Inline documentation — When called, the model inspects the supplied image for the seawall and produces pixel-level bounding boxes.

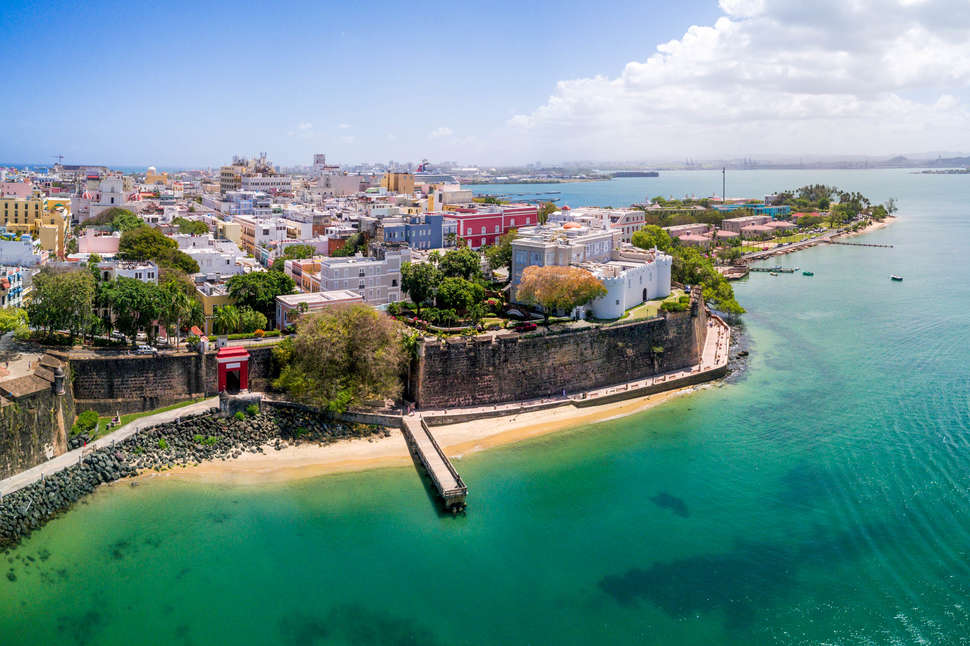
[0,355,75,480]
[411,289,709,409]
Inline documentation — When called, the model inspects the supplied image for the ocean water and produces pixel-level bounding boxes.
[2,170,970,645]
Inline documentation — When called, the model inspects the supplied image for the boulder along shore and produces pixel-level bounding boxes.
[0,407,386,551]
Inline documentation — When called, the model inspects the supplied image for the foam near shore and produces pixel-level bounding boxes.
[148,385,708,486]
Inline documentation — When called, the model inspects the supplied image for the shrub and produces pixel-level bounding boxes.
[234,411,246,421]
[661,300,689,313]
[245,404,259,417]
[193,434,204,443]
[484,297,503,312]
[157,438,169,449]
[73,410,99,435]
[253,329,265,338]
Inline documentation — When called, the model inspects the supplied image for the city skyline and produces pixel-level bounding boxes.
[2,0,969,167]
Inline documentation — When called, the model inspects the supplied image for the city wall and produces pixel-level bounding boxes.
[410,291,709,409]
[55,345,275,416]
[0,355,75,480]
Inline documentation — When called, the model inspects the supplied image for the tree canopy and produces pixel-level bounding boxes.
[438,247,482,280]
[482,228,517,272]
[119,226,200,273]
[172,217,209,235]
[631,225,673,252]
[28,268,96,339]
[226,271,295,325]
[435,277,484,313]
[400,261,440,314]
[273,305,406,413]
[516,266,607,324]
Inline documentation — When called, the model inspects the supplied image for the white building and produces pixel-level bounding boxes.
[240,174,293,194]
[0,233,44,266]
[582,249,672,319]
[315,249,409,306]
[510,222,618,293]
[173,234,248,277]
[97,260,158,284]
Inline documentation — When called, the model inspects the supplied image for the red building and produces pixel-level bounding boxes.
[445,204,538,249]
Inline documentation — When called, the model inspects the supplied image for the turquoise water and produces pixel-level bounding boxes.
[3,170,970,644]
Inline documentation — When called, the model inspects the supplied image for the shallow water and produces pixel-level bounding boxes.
[2,169,969,644]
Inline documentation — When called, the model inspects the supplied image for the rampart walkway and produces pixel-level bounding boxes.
[0,397,218,499]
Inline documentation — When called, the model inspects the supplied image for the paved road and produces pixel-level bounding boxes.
[0,397,219,499]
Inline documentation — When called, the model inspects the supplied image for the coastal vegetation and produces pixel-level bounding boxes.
[273,304,406,413]
[632,225,744,315]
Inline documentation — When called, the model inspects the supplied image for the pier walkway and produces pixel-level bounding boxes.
[400,416,467,512]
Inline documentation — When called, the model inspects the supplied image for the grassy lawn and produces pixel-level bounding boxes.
[592,289,685,324]
[92,397,209,439]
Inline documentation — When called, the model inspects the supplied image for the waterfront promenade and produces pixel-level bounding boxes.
[0,397,218,499]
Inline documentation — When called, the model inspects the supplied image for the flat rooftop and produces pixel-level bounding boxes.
[277,290,363,306]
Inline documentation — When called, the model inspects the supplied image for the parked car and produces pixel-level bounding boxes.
[514,322,537,332]
[135,344,158,355]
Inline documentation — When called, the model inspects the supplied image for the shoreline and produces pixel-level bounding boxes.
[142,384,709,487]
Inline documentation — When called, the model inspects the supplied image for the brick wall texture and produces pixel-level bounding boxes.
[412,297,708,409]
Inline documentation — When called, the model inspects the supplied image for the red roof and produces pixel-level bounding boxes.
[216,346,250,360]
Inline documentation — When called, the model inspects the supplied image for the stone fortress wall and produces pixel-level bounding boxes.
[409,289,709,409]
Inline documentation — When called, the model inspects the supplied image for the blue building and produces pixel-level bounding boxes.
[713,203,791,218]
[382,214,457,250]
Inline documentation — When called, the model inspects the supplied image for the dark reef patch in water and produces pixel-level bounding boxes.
[649,492,689,517]
[279,604,442,646]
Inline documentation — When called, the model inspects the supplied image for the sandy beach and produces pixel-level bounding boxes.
[840,215,895,237]
[147,384,709,486]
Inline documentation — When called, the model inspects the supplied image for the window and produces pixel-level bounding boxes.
[391,279,398,287]
[510,219,515,226]
[480,226,485,234]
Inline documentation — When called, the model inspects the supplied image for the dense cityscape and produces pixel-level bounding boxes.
[3,0,970,643]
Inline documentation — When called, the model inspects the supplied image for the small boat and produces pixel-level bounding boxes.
[890,275,903,281]
[769,272,778,276]
[802,271,814,276]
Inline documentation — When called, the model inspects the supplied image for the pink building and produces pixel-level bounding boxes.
[1,182,32,198]
[446,204,538,249]
[78,230,121,254]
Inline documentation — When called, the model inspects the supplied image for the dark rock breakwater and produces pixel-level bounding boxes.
[0,406,388,550]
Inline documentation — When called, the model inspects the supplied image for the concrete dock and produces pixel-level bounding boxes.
[400,416,468,512]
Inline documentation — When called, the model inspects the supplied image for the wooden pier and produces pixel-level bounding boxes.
[824,241,894,248]
[750,266,797,273]
[401,416,468,512]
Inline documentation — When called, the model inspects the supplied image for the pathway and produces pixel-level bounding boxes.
[0,397,218,499]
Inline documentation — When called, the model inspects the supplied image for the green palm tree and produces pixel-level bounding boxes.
[213,305,241,336]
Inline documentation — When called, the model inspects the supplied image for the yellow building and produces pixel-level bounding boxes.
[213,219,242,246]
[0,196,71,257]
[195,284,232,336]
[145,166,169,186]
[220,165,246,194]
[381,172,414,194]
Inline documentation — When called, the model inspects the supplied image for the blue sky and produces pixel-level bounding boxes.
[2,0,969,167]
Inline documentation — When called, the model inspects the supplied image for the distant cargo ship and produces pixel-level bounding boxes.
[611,171,659,178]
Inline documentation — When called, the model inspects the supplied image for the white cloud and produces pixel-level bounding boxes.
[507,0,970,158]
[338,123,351,129]
[430,126,453,139]
[298,122,313,131]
